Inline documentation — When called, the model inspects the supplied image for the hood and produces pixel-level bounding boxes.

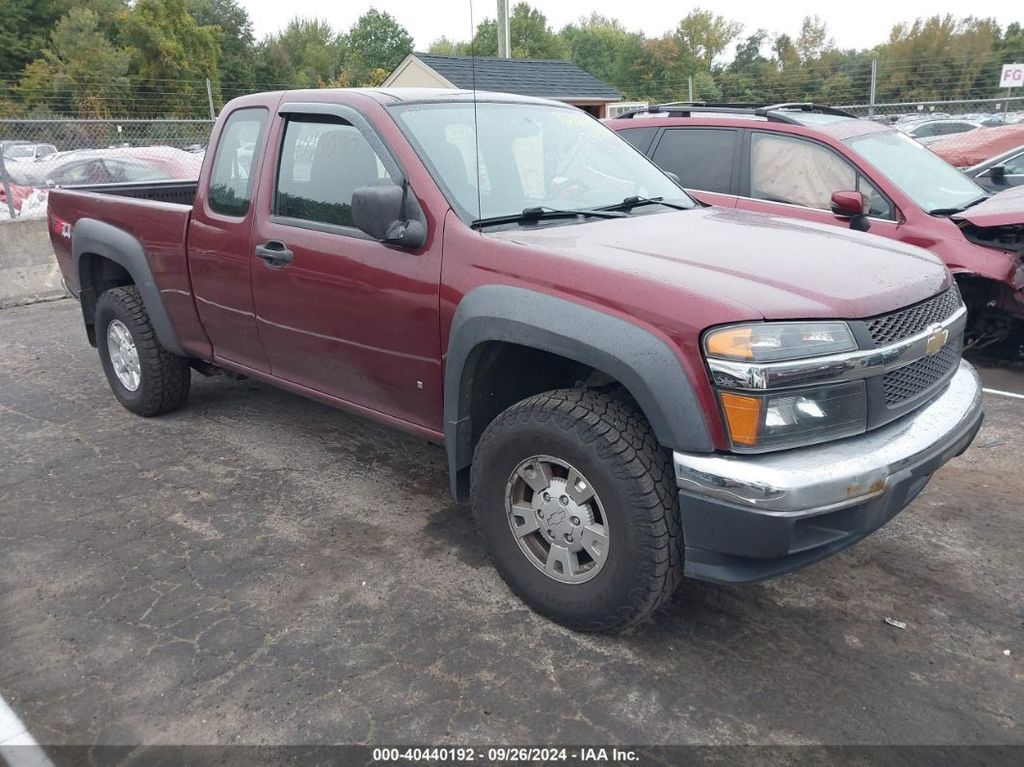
[489,207,950,321]
[951,186,1024,228]
[932,124,1024,168]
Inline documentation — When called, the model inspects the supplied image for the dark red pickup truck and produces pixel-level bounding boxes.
[48,88,983,631]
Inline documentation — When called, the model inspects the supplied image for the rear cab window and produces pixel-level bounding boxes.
[208,107,268,217]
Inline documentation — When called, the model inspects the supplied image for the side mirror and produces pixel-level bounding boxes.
[351,183,426,249]
[831,190,870,232]
[988,165,1006,182]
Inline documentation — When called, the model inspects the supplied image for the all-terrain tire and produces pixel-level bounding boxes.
[471,388,684,632]
[95,286,191,416]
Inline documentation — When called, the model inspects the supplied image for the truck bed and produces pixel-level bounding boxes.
[47,182,210,359]
[56,179,198,207]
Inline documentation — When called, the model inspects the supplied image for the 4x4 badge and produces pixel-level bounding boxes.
[925,325,949,355]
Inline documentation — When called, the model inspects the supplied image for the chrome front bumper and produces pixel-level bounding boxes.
[673,360,984,583]
[675,360,982,514]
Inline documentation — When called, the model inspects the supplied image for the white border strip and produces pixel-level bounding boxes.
[983,387,1024,400]
[0,695,53,767]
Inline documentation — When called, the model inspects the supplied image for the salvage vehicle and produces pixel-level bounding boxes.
[964,145,1024,193]
[928,124,1024,170]
[2,147,203,216]
[897,118,982,145]
[48,89,983,631]
[608,103,1024,354]
[3,142,57,162]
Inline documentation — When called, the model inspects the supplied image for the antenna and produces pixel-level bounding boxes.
[469,0,482,227]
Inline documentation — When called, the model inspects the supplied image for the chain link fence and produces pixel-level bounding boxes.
[837,95,1024,120]
[1,118,212,220]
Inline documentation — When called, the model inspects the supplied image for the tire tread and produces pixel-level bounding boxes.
[96,286,190,416]
[471,388,683,632]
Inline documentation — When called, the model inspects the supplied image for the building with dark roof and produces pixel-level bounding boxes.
[382,53,624,118]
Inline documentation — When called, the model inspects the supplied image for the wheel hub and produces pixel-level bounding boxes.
[533,478,593,552]
[505,455,610,585]
[106,319,141,392]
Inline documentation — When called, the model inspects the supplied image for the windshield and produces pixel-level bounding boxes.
[5,146,33,159]
[844,130,986,213]
[392,101,692,222]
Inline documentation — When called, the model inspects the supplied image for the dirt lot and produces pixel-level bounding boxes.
[0,299,1021,747]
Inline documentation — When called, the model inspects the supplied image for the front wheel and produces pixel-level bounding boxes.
[471,389,683,632]
[95,286,191,416]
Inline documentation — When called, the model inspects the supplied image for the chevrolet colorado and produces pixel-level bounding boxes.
[47,89,984,631]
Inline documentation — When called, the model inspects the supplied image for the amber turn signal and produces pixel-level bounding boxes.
[719,392,763,447]
[705,326,754,360]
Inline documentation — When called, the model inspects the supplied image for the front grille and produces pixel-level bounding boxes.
[866,286,962,347]
[882,335,962,407]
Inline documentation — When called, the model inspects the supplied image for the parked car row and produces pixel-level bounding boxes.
[608,102,1024,355]
[1,146,203,216]
[897,117,984,145]
[2,142,58,162]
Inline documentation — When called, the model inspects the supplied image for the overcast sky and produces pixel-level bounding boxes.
[238,0,1019,54]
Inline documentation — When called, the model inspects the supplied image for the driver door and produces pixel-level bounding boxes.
[249,107,444,431]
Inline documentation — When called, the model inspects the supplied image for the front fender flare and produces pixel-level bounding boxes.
[444,285,713,495]
[72,218,184,355]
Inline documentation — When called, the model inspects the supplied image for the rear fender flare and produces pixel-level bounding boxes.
[72,218,184,355]
[444,285,713,496]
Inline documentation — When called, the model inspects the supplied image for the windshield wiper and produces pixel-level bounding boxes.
[929,194,990,216]
[597,195,690,213]
[471,206,626,228]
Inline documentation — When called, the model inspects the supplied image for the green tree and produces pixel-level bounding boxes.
[0,0,73,78]
[674,8,743,71]
[721,30,783,102]
[879,15,1000,101]
[342,8,413,85]
[19,7,131,116]
[254,18,341,89]
[560,14,637,89]
[732,29,770,70]
[121,0,221,116]
[428,36,471,56]
[1000,22,1024,63]
[795,16,832,62]
[620,35,689,103]
[189,0,256,100]
[472,3,566,59]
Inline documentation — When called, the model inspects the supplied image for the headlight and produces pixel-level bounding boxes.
[704,322,856,362]
[704,321,866,452]
[718,381,867,451]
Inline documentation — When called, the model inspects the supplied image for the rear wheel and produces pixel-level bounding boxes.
[471,388,683,632]
[95,286,191,416]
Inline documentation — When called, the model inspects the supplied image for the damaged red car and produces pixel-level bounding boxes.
[608,104,1024,354]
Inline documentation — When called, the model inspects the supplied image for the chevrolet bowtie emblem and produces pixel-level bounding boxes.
[925,325,949,355]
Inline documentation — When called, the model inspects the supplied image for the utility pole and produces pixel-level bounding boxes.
[497,0,510,58]
[206,78,216,121]
[688,76,693,102]
[868,59,878,119]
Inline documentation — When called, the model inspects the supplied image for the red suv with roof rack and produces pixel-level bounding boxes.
[607,102,1024,355]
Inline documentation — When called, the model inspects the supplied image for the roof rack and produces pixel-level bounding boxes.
[614,102,858,123]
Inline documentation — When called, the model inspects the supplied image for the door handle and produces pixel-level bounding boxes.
[254,241,294,269]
